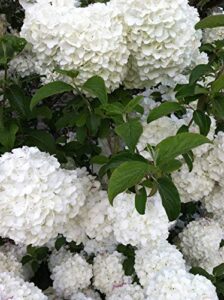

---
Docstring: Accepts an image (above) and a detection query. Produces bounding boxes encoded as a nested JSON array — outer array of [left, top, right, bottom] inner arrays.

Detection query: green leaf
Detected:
[[155, 133, 211, 166], [159, 159, 182, 173], [83, 75, 108, 104], [101, 103, 124, 115], [55, 236, 66, 251], [115, 120, 143, 152], [25, 130, 57, 154], [147, 102, 183, 123], [213, 263, 224, 277], [157, 177, 181, 221], [21, 255, 32, 265], [31, 260, 40, 273], [211, 74, 224, 94], [0, 123, 18, 150], [189, 64, 212, 85], [99, 151, 147, 177], [213, 96, 224, 120], [135, 187, 147, 215], [90, 155, 109, 165], [30, 81, 74, 110], [193, 110, 211, 136], [108, 161, 151, 204], [125, 96, 143, 113], [35, 247, 49, 260], [54, 67, 79, 79], [195, 14, 224, 30], [5, 85, 31, 119], [0, 35, 27, 65], [190, 267, 214, 281], [123, 257, 135, 276], [183, 151, 194, 172]]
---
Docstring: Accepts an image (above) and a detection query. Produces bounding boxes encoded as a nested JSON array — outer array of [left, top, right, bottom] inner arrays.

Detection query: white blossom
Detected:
[[135, 241, 186, 288], [0, 146, 95, 245], [179, 218, 223, 270], [0, 272, 47, 300], [108, 193, 169, 247], [107, 283, 145, 300], [51, 253, 93, 298], [93, 251, 130, 295]]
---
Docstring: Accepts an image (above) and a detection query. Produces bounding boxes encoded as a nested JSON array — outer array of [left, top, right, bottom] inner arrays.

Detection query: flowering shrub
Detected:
[[1, 0, 224, 299]]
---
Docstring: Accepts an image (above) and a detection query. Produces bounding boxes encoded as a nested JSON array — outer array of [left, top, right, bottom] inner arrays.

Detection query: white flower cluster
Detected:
[[19, 0, 206, 90], [20, 0, 129, 91], [179, 218, 224, 272], [107, 283, 145, 300], [0, 146, 97, 245], [51, 253, 93, 298], [110, 0, 207, 89], [135, 241, 186, 287], [145, 269, 218, 300], [107, 192, 169, 247], [0, 272, 47, 300], [93, 251, 130, 295]]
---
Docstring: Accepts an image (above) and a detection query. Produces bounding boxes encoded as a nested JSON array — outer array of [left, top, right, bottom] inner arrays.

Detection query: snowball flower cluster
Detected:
[[145, 269, 218, 300], [135, 241, 186, 288], [179, 218, 223, 272], [107, 283, 145, 300], [110, 0, 207, 89], [107, 192, 169, 247], [19, 0, 206, 90], [20, 0, 129, 91], [93, 251, 129, 295], [203, 9, 224, 44], [0, 146, 96, 245], [0, 272, 47, 300], [0, 251, 24, 278], [51, 253, 93, 298]]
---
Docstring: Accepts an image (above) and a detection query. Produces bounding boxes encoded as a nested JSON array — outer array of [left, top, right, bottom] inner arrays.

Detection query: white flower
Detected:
[[20, 1, 129, 91], [0, 146, 95, 245], [110, 0, 207, 89], [107, 193, 169, 247], [203, 9, 224, 43], [84, 236, 117, 256], [179, 218, 223, 270], [93, 251, 130, 295], [135, 241, 186, 288], [71, 289, 101, 300], [48, 246, 73, 272], [0, 251, 24, 278], [0, 272, 47, 300], [107, 283, 145, 300], [145, 269, 218, 300], [51, 253, 93, 298]]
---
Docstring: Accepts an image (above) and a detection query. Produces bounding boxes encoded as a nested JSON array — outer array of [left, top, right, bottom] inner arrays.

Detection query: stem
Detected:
[[72, 81, 92, 113]]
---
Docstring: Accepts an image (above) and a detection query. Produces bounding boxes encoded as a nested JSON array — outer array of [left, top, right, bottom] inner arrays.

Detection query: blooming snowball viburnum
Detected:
[[93, 251, 130, 295], [0, 146, 96, 245], [108, 192, 169, 247], [145, 269, 218, 300], [107, 283, 145, 300], [110, 0, 207, 89], [0, 272, 47, 300], [51, 253, 93, 298], [18, 0, 206, 91], [20, 0, 129, 91], [179, 218, 223, 271], [135, 241, 186, 288]]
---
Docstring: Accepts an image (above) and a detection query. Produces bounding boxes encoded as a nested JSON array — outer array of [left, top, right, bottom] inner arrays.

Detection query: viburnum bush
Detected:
[[1, 0, 224, 299]]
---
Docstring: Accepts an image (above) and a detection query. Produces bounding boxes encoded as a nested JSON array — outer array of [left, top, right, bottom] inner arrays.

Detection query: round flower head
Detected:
[[203, 186, 224, 231], [51, 253, 93, 298], [20, 1, 129, 91], [93, 251, 130, 295], [48, 246, 73, 272], [108, 192, 169, 247], [172, 156, 215, 203], [179, 218, 223, 268], [107, 283, 145, 300], [0, 146, 94, 245], [0, 251, 24, 278], [71, 289, 101, 300], [145, 269, 218, 300], [84, 236, 117, 256], [110, 0, 207, 89], [135, 241, 186, 288], [0, 272, 47, 299]]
